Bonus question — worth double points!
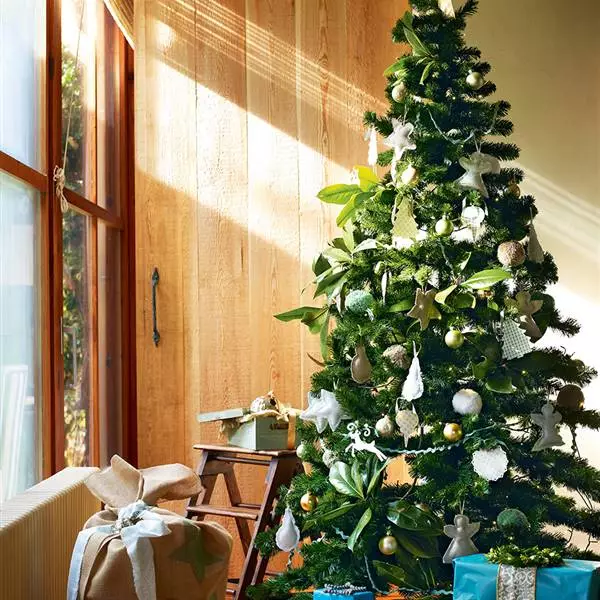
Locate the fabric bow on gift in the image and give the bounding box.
[68,455,202,600]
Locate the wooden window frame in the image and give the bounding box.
[0,0,136,478]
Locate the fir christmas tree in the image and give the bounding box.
[253,1,600,597]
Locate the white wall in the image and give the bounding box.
[468,0,600,540]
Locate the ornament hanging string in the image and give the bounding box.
[54,0,86,214]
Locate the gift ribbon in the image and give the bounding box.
[67,500,171,600]
[497,565,536,600]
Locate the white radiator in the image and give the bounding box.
[0,467,101,599]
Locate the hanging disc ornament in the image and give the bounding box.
[345,290,375,314]
[472,447,508,481]
[453,389,483,416]
[443,423,463,442]
[378,534,399,555]
[435,217,454,236]
[395,408,420,446]
[445,329,464,349]
[300,491,319,512]
[375,414,395,438]
[557,384,585,410]
[497,241,526,267]
[466,71,485,90]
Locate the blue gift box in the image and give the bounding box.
[454,554,600,599]
[314,589,374,600]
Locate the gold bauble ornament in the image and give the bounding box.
[507,182,521,197]
[378,534,399,555]
[375,414,396,438]
[391,82,407,102]
[497,240,526,267]
[401,164,419,185]
[556,384,585,411]
[300,491,318,512]
[477,289,493,299]
[443,422,463,442]
[445,329,464,349]
[466,71,485,90]
[435,217,454,236]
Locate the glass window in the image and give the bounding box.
[63,211,93,467]
[0,0,46,171]
[62,0,97,199]
[0,170,41,501]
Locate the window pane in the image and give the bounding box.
[97,4,122,215]
[98,222,121,464]
[62,0,97,199]
[0,170,41,501]
[63,211,93,467]
[0,0,46,171]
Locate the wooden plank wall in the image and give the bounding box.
[135,0,408,571]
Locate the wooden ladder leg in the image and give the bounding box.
[235,456,300,600]
[224,467,253,553]
[186,450,218,519]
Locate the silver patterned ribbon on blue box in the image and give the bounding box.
[67,500,171,600]
[497,564,537,600]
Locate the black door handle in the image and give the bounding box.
[151,268,160,347]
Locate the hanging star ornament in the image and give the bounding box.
[383,119,416,181]
[407,288,442,330]
[300,390,349,433]
[457,152,501,198]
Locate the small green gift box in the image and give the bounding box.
[197,407,293,451]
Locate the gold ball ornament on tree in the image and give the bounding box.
[391,81,407,102]
[435,217,455,236]
[375,414,395,438]
[445,329,465,349]
[378,534,399,555]
[300,491,319,512]
[507,182,521,197]
[497,240,526,267]
[557,384,585,411]
[466,71,485,90]
[400,164,419,185]
[443,422,463,442]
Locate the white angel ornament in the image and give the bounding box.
[457,152,501,198]
[443,514,480,564]
[531,402,564,451]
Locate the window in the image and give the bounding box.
[0,0,134,501]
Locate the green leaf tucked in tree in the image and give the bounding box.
[317,184,362,204]
[347,507,372,552]
[386,500,442,535]
[462,269,511,290]
[329,462,364,499]
[353,165,379,191]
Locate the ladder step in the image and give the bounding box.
[212,455,271,467]
[187,505,260,520]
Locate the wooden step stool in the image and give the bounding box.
[186,444,302,600]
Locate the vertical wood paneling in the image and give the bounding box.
[135,0,410,569]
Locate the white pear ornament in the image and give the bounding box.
[275,507,301,552]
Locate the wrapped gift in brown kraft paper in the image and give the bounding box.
[67,455,232,600]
